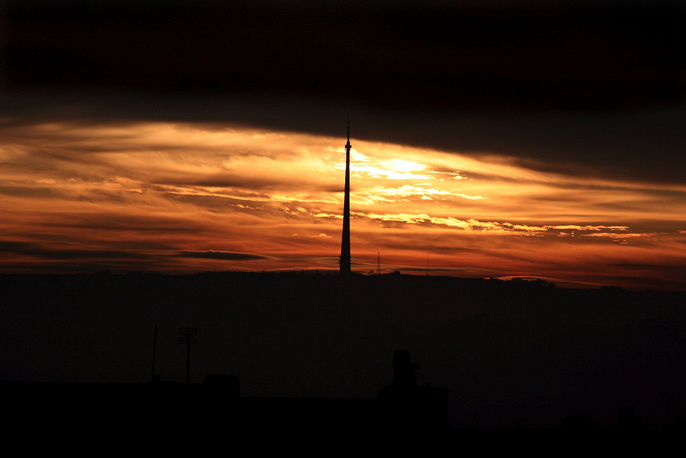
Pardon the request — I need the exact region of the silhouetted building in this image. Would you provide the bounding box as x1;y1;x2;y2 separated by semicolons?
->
611;407;647;432
376;350;450;430
204;373;240;397
563;412;597;431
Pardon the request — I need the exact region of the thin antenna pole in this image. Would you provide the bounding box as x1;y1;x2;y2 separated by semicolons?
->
347;113;350;142
151;325;157;382
377;252;381;275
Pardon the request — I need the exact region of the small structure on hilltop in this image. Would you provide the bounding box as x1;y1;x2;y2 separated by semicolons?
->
376;350;450;430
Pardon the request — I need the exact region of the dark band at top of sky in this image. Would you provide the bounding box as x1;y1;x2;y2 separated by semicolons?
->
3;1;684;113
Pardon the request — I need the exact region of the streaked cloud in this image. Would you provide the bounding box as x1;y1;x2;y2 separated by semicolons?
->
0;118;685;290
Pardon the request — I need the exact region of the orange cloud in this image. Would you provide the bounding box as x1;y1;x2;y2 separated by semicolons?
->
1;119;685;290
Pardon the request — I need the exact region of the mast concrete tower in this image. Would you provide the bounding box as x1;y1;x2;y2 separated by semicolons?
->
340;115;352;276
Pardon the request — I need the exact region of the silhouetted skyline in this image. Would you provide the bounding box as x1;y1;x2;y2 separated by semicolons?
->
3;4;686;440
3;271;686;431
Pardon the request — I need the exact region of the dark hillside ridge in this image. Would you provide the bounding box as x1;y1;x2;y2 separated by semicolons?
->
2;272;685;430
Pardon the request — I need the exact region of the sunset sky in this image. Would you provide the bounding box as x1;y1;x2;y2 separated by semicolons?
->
2;0;685;291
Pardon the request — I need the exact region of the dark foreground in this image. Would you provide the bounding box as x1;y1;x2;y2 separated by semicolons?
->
2;272;686;433
5;380;684;453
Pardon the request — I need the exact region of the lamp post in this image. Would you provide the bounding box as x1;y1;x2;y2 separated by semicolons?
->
660;391;673;430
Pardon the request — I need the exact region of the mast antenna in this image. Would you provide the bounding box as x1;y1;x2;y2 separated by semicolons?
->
347;113;350;143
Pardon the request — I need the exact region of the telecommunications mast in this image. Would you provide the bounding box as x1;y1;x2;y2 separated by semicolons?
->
340;114;352;276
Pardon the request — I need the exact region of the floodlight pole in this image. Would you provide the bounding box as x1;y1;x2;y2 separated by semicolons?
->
178;327;197;384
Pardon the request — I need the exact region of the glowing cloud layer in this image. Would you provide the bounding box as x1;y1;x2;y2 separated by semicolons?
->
1;119;685;290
